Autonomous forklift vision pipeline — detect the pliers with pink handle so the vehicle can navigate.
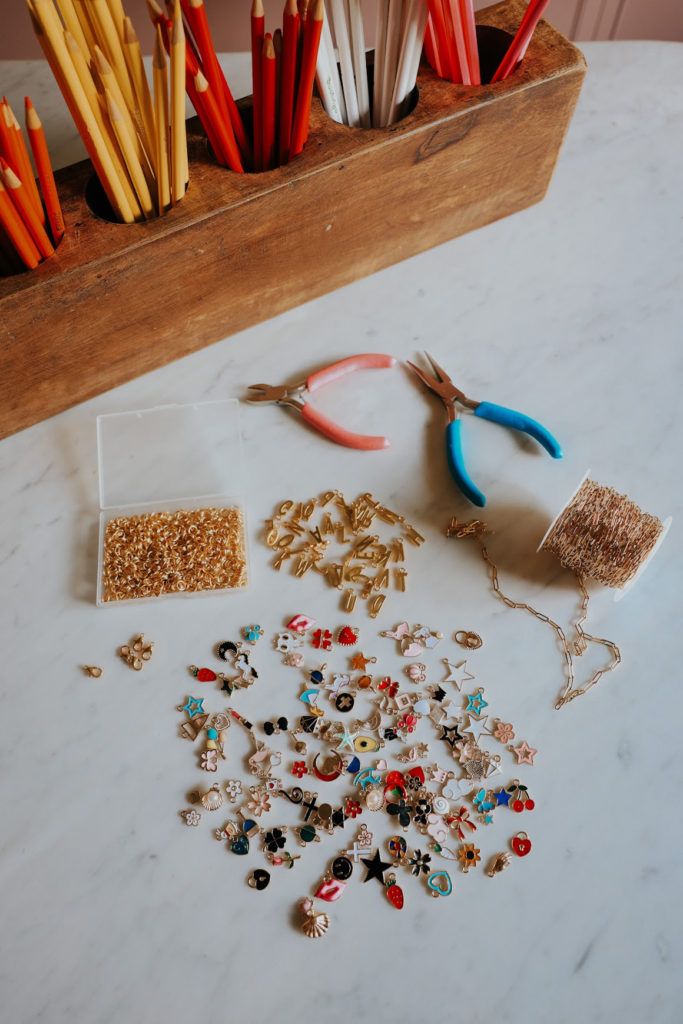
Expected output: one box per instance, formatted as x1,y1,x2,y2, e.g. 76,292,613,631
246,354,397,450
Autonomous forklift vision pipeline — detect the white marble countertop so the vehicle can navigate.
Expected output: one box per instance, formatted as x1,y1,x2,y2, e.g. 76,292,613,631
1,41,682,1024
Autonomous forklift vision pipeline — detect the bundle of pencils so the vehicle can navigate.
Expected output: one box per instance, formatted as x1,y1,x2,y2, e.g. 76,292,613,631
0,96,62,272
26,0,188,223
425,0,479,85
318,0,427,130
491,0,551,81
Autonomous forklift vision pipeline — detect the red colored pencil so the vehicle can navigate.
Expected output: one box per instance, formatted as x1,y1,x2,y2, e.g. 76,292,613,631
491,0,550,82
25,98,64,244
290,0,324,157
261,34,276,170
194,71,244,173
183,0,251,164
251,0,265,170
279,0,299,165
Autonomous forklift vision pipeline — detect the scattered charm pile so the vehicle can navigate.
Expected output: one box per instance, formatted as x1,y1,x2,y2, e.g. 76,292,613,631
176,613,538,937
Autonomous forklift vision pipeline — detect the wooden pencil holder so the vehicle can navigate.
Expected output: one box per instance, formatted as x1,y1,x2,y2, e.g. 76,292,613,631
0,0,585,441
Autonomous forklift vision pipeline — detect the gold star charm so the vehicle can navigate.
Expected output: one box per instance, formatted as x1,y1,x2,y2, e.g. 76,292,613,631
509,740,537,766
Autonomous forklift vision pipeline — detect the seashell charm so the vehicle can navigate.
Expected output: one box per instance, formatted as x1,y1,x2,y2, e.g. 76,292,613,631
195,784,224,812
299,898,330,939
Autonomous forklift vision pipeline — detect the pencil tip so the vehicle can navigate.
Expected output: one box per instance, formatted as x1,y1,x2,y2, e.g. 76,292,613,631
194,70,208,92
252,0,265,16
285,0,297,14
153,25,167,65
93,46,112,75
312,0,323,18
264,34,275,58
123,16,138,44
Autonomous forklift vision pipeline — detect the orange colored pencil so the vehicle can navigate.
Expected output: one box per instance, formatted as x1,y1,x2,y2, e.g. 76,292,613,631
0,175,40,269
251,0,265,170
7,101,44,223
290,0,324,157
261,34,276,171
25,98,64,243
279,0,299,165
0,159,53,259
194,71,243,174
1,100,24,178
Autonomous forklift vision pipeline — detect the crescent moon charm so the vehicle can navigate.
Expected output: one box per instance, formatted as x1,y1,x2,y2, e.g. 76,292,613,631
312,752,344,782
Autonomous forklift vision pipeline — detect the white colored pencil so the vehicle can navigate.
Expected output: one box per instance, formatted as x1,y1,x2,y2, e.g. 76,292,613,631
330,0,360,127
316,8,347,123
388,0,427,125
372,0,389,128
347,0,370,128
380,0,403,126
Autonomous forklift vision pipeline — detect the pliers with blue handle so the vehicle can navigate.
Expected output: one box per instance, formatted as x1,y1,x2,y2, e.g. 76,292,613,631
406,353,563,507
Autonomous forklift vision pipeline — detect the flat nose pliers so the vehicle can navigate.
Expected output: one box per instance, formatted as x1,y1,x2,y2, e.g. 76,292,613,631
407,353,563,507
246,353,396,450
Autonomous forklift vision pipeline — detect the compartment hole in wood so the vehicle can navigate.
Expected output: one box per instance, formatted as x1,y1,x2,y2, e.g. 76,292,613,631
84,173,188,222
476,25,516,84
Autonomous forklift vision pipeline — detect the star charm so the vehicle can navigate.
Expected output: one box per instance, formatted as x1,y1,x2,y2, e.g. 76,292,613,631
180,696,205,718
495,788,511,807
350,652,375,671
361,848,393,884
439,722,464,749
431,685,447,702
510,740,537,765
464,690,488,717
442,659,474,690
336,725,358,751
462,714,490,743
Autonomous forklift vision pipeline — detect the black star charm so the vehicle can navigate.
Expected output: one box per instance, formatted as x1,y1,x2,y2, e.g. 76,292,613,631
361,848,393,884
439,722,463,749
331,807,347,829
432,685,447,703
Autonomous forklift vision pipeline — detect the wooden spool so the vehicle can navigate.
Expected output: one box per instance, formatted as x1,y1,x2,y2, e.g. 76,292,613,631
0,0,585,441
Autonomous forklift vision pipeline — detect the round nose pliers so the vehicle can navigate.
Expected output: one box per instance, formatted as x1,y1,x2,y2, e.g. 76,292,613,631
406,353,563,507
246,353,396,450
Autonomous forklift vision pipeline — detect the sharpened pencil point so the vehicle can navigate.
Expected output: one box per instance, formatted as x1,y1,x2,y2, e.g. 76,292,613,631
252,0,265,16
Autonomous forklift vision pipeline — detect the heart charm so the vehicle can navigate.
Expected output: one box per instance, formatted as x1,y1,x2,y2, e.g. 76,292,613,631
248,869,270,890
511,833,532,857
401,641,423,658
337,626,358,646
413,699,431,715
230,835,249,855
442,776,472,800
385,881,404,909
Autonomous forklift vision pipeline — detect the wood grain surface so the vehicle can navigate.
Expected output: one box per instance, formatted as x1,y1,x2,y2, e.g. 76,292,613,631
0,0,585,440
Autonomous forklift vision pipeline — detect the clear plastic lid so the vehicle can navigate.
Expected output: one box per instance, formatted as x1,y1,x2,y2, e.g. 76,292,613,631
97,400,243,509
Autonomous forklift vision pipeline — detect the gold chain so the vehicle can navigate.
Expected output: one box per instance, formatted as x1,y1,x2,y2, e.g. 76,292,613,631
445,518,621,709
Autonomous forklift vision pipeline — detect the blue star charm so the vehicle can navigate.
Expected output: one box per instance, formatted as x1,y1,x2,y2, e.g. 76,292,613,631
495,788,511,807
180,696,205,719
465,688,488,717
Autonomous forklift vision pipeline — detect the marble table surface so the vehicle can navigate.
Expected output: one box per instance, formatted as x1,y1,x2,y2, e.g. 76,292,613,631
1,41,682,1024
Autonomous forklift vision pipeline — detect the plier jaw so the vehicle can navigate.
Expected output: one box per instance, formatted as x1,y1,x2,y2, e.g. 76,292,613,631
245,382,306,410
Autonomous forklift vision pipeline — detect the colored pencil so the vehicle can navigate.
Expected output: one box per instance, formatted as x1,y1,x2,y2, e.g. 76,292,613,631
261,34,277,170
153,25,171,212
170,0,188,201
330,0,360,127
193,71,243,173
492,0,551,82
315,4,345,125
279,0,299,163
0,175,41,269
25,97,65,243
290,0,324,156
0,159,54,258
251,0,265,170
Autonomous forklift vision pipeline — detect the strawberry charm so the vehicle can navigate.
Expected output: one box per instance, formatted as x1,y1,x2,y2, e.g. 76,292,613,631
511,832,532,857
337,625,359,646
385,875,404,909
189,665,220,683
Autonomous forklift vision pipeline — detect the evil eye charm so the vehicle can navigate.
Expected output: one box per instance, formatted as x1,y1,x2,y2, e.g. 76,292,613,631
353,735,381,753
387,835,407,860
427,871,453,897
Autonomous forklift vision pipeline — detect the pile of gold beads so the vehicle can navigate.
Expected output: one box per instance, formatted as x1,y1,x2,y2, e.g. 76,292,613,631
264,491,425,617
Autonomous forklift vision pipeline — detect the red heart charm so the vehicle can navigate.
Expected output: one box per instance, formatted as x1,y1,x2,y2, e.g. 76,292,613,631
337,626,358,646
511,834,532,857
386,882,404,909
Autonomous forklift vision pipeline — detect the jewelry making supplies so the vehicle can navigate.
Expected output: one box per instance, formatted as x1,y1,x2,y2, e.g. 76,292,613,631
119,634,153,670
83,665,103,678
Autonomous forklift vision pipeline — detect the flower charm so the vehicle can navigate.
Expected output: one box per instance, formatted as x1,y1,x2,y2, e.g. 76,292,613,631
387,798,412,830
457,843,481,872
413,797,433,827
397,712,418,734
243,624,264,644
406,774,423,793
180,809,201,826
264,828,287,854
344,798,362,819
409,848,432,876
247,786,271,816
312,628,333,650
493,719,515,744
377,677,399,698
291,760,309,779
200,749,219,772
224,779,243,802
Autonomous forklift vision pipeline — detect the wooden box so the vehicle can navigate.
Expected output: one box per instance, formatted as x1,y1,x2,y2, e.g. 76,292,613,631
0,0,586,440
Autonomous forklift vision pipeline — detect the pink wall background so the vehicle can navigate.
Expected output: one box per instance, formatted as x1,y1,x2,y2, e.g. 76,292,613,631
3,0,681,60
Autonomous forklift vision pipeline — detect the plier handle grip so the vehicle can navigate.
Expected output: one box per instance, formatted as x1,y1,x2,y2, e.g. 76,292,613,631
407,353,563,507
247,353,396,450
